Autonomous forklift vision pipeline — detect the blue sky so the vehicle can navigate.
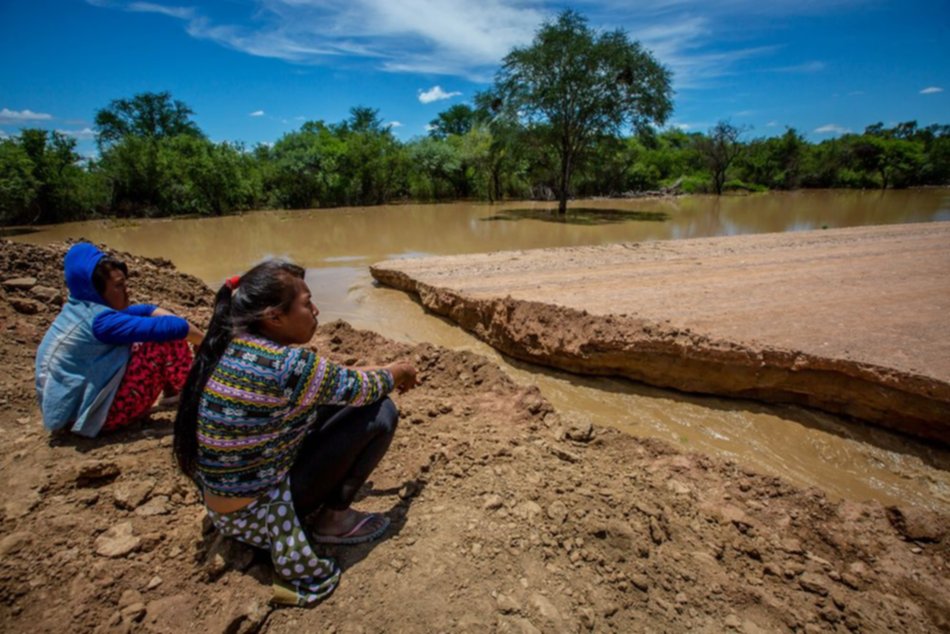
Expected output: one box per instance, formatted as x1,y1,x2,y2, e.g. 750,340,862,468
1,0,947,157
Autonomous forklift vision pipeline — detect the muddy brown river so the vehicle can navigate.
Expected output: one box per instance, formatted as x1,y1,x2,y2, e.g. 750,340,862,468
11,189,950,512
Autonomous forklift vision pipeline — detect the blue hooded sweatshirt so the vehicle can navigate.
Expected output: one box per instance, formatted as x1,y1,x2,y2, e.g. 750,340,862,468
35,242,190,437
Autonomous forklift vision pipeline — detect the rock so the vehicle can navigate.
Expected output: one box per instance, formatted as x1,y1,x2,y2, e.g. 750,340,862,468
3,490,41,519
630,574,650,592
484,494,504,510
222,599,272,634
113,478,156,510
886,506,947,543
513,501,543,520
73,460,121,487
549,446,580,463
95,521,141,558
0,531,32,559
119,589,144,608
666,479,692,495
30,285,61,304
565,420,594,442
724,614,742,629
135,495,170,516
496,593,521,614
798,572,829,596
529,593,562,621
146,576,163,590
121,602,147,623
398,480,420,500
10,298,43,314
546,501,569,524
3,276,37,290
649,516,667,545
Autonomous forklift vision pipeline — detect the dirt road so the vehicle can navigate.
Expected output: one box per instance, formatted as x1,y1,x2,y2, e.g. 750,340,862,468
371,222,950,442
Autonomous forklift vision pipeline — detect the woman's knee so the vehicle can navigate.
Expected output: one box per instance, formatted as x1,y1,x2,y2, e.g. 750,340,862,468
376,397,399,434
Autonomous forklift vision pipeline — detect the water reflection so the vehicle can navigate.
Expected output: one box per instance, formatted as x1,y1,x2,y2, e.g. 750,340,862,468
483,207,669,224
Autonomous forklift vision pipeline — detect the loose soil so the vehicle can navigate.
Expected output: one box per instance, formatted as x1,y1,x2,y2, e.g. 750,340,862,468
370,222,950,443
0,240,948,633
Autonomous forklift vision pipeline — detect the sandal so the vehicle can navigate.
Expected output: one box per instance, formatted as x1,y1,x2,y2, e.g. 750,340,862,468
310,512,390,545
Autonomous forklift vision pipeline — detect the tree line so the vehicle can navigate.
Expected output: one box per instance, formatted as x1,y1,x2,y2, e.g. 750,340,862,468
1,10,948,226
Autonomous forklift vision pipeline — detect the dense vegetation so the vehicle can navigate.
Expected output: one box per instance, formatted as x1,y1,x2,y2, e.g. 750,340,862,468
1,9,947,226
2,97,947,226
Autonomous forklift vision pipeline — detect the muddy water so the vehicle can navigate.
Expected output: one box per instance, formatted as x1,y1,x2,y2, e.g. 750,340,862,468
12,189,950,512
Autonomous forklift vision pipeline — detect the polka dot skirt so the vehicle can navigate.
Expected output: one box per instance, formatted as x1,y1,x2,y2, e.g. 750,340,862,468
206,475,341,606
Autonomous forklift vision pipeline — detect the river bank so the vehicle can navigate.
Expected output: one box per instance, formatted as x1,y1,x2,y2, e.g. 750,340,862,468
0,240,948,633
370,222,950,443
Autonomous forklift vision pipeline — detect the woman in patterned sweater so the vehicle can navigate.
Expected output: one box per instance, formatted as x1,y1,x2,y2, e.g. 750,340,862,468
173,260,418,606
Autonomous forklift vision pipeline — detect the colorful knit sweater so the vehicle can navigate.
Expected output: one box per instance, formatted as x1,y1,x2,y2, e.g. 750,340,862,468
196,335,394,497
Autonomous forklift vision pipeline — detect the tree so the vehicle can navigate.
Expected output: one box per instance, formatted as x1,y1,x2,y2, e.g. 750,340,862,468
428,104,476,139
94,91,203,149
492,9,672,214
697,121,744,195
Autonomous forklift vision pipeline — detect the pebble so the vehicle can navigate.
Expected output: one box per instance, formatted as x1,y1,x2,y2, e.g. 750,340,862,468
146,576,163,591
496,593,521,614
3,276,37,290
134,496,170,516
95,522,141,558
724,614,741,629
798,572,830,596
484,494,504,510
547,501,569,524
113,478,156,510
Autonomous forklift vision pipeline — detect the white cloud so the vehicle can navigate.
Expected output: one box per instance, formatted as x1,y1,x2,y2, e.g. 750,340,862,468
56,127,97,139
814,123,850,135
0,130,9,139
765,121,778,127
418,86,461,104
0,108,54,124
920,86,943,95
85,0,875,87
127,2,195,20
387,121,403,128
250,110,265,117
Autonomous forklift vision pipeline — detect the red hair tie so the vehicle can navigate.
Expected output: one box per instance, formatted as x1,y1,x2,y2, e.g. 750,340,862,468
225,275,241,290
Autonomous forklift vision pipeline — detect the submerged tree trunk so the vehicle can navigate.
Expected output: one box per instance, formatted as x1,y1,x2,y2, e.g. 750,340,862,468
558,148,572,215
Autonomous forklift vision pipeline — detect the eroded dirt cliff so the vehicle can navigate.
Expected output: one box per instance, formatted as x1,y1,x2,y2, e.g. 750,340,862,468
370,223,950,443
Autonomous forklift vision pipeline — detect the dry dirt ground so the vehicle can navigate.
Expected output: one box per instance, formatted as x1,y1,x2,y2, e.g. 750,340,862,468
0,239,948,633
370,222,950,443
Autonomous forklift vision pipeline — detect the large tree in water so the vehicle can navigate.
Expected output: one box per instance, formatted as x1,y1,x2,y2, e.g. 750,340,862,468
493,10,672,214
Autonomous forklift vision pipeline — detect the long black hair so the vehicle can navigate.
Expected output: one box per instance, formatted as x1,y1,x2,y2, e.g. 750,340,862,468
173,260,306,480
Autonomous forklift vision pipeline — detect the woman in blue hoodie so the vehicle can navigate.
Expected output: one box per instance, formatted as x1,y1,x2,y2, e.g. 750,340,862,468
35,242,204,437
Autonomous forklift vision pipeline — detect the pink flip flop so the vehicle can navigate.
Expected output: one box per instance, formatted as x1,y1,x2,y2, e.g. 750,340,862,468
310,513,391,545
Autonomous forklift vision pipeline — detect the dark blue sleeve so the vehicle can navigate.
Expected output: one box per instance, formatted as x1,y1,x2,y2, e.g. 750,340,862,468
124,304,158,317
92,310,189,345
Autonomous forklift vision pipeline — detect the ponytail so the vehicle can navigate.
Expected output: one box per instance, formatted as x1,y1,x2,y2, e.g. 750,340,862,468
174,283,235,479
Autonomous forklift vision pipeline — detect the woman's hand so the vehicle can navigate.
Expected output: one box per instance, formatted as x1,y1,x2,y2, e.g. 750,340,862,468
387,361,419,394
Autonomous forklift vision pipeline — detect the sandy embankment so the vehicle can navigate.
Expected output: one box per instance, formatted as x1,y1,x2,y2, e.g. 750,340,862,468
371,222,950,443
0,240,948,633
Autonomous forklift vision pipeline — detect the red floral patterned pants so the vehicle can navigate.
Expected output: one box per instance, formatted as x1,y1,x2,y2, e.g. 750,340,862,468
102,340,193,432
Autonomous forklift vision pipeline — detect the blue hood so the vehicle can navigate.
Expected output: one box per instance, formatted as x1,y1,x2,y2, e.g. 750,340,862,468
64,242,106,304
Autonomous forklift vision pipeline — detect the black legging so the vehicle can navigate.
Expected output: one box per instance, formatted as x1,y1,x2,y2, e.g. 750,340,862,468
290,397,399,517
